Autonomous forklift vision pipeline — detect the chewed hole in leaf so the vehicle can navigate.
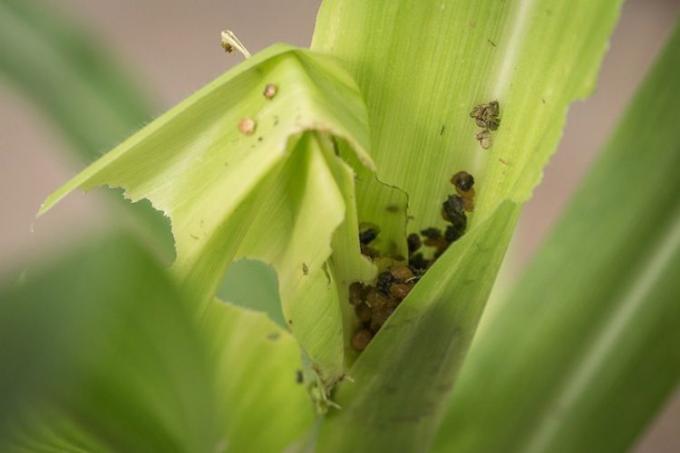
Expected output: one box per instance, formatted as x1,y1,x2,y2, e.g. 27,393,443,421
82,187,176,263
218,259,286,329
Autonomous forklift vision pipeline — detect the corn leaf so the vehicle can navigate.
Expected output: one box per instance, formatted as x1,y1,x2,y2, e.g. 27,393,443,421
0,233,315,452
0,234,218,451
318,201,519,452
39,45,377,390
205,300,316,452
434,21,680,453
311,0,623,449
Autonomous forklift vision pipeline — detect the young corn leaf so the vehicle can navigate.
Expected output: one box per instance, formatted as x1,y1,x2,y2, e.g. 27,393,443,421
204,300,316,452
0,234,315,452
311,0,623,450
317,200,519,452
433,21,680,453
39,45,378,393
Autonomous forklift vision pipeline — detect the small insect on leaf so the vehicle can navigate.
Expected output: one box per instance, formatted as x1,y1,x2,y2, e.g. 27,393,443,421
407,233,422,255
470,101,501,130
376,271,396,295
451,171,476,212
409,253,429,271
238,117,257,135
471,100,500,149
263,83,279,99
359,223,380,245
451,171,475,193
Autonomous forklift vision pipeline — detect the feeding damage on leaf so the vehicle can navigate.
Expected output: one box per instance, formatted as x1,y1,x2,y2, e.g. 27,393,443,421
348,171,477,351
38,43,378,410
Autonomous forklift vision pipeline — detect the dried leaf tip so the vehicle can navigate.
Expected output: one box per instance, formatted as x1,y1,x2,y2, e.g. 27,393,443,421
220,30,251,58
263,83,278,99
238,117,257,135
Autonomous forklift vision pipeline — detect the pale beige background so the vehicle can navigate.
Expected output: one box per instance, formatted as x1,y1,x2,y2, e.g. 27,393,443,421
0,0,678,450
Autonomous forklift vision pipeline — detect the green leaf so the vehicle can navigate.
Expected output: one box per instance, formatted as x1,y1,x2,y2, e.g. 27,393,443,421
311,0,624,449
39,45,377,390
312,0,624,226
218,259,287,329
204,300,316,452
0,234,316,452
434,21,680,453
0,234,219,452
318,201,519,452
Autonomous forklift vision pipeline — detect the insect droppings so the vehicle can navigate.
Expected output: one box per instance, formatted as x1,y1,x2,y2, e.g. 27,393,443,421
349,282,367,305
451,171,476,212
302,263,309,275
351,329,373,351
355,303,373,323
389,283,412,301
238,117,257,135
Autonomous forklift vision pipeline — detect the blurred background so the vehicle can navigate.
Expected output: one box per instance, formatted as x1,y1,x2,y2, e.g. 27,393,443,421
0,0,678,450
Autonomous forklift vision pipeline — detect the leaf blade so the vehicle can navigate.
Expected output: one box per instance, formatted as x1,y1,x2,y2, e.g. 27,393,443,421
38,45,377,388
434,21,680,453
311,0,625,449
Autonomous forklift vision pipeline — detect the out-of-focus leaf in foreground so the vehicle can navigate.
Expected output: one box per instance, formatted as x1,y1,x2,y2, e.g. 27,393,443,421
0,234,314,452
311,0,623,449
434,21,680,453
0,0,150,159
0,234,218,452
39,44,379,393
0,0,173,256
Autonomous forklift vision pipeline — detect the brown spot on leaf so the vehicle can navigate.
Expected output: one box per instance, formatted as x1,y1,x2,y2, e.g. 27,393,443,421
238,117,256,135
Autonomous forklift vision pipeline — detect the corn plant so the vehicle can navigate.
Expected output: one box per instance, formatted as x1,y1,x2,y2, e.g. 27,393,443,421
1,0,679,452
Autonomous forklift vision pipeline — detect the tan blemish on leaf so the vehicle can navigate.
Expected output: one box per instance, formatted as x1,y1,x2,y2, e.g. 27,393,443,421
238,117,257,135
263,83,279,99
